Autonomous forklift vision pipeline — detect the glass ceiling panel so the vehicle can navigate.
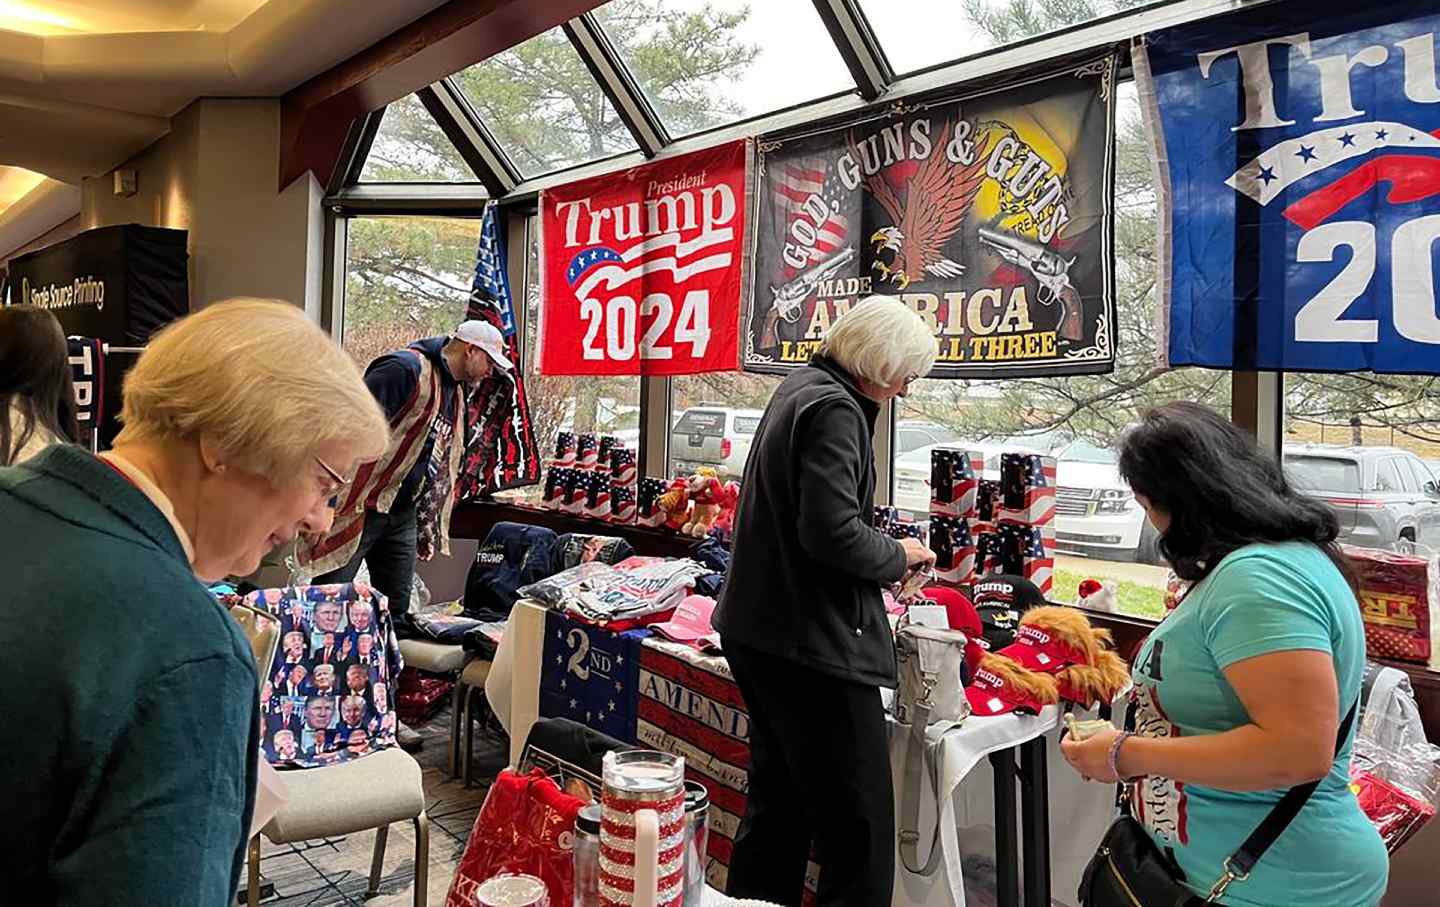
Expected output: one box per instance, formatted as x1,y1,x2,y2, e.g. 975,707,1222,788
359,93,481,184
856,0,1175,76
453,26,640,179
596,0,856,138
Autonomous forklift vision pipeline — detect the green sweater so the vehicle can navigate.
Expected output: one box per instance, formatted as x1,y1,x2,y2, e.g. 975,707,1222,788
0,445,259,906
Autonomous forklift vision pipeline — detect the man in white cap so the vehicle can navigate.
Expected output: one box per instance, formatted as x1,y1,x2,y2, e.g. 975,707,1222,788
302,320,512,750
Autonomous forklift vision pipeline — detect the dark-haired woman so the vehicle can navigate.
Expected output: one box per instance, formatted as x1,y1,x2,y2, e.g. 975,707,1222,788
1059,402,1386,906
0,306,78,465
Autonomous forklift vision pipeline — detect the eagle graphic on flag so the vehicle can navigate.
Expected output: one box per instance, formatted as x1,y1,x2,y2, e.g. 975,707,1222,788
851,121,992,290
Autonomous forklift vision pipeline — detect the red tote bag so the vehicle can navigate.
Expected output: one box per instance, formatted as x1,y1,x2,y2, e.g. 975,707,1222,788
445,768,587,906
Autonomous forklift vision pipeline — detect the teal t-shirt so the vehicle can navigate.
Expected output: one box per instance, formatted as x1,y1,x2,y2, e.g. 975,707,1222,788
1129,542,1387,907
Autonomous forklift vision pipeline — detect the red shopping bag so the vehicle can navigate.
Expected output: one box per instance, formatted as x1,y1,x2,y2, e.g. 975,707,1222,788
445,768,587,907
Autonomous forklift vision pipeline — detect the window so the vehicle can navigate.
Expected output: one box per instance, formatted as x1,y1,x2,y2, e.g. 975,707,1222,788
890,82,1221,619
452,27,639,178
668,372,780,479
1375,459,1405,493
1285,456,1361,494
518,215,642,490
856,0,1178,77
1403,457,1437,493
341,216,482,368
596,0,856,138
359,93,480,183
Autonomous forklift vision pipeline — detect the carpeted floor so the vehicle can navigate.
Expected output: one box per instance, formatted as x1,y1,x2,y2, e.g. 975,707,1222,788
245,703,507,906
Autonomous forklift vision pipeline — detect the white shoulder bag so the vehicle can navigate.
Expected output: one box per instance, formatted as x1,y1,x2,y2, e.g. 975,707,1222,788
893,621,971,875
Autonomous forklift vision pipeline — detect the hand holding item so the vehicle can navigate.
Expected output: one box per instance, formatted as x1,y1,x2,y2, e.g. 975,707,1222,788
901,536,936,569
1060,725,1126,783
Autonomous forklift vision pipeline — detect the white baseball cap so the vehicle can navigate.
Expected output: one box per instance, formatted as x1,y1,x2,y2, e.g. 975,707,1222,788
452,319,514,371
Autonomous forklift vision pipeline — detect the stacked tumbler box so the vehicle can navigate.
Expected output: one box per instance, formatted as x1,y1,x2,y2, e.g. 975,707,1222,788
995,452,1057,595
636,477,669,528
541,431,638,523
609,446,639,524
928,448,982,585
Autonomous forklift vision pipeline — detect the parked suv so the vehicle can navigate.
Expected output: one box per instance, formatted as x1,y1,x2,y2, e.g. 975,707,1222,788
1284,444,1440,549
670,407,764,479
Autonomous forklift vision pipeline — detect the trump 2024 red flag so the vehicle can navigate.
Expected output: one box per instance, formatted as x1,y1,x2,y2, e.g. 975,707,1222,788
537,140,750,376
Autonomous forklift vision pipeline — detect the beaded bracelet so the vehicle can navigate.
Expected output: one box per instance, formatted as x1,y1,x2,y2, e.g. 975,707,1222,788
1108,730,1135,782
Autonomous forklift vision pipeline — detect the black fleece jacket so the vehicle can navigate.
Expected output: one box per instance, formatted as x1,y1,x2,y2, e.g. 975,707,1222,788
713,354,907,687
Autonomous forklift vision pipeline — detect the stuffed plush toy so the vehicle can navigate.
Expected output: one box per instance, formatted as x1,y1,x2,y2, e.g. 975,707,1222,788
972,605,1130,710
657,478,692,532
711,481,741,538
681,467,727,538
1077,578,1118,612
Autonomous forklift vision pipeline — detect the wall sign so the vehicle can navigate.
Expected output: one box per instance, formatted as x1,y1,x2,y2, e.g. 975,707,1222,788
744,52,1118,378
537,141,750,376
1138,1,1440,373
7,224,188,346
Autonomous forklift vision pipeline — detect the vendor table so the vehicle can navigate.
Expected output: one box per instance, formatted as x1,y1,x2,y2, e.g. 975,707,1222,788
490,601,1116,906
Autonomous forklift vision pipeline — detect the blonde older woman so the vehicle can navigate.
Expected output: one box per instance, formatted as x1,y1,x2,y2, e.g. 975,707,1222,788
713,295,938,906
0,299,387,907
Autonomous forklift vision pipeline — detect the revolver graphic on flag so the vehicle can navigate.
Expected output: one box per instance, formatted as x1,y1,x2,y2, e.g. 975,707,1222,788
770,246,858,324
977,228,1083,342
761,246,858,350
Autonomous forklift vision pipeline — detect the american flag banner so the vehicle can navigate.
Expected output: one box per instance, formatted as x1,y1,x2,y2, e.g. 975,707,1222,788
538,140,749,377
583,468,612,520
456,200,541,501
930,515,976,586
930,448,981,518
772,157,851,282
997,453,1057,527
610,446,638,488
610,483,638,524
539,610,644,743
636,638,752,893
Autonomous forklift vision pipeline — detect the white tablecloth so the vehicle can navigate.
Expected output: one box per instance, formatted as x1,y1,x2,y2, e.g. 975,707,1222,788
890,704,1119,907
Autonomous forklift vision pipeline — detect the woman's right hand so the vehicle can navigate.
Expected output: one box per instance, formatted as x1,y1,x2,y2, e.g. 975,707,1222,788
901,537,936,569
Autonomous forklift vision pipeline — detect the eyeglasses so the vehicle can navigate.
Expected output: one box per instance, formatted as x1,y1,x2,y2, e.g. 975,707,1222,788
315,456,349,501
902,374,921,388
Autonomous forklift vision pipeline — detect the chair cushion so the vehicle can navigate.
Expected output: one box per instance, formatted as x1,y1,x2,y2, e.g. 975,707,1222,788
399,638,468,673
262,748,424,844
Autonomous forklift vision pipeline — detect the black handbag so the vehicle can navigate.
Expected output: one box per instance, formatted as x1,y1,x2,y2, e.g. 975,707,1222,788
1079,701,1356,906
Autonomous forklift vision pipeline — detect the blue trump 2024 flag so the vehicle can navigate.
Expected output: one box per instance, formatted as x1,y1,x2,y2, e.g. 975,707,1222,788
1137,1,1440,374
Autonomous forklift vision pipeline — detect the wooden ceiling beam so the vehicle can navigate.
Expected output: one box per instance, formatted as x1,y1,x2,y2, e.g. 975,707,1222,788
279,0,605,190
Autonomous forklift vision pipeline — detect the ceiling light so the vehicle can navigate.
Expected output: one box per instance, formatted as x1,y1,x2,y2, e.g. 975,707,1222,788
0,1,83,35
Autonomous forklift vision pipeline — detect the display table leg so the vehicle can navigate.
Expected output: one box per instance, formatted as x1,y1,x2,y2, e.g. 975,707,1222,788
990,748,1020,907
1020,736,1052,907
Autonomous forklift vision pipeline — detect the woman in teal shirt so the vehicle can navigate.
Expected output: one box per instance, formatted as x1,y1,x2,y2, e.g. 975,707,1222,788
1060,402,1387,906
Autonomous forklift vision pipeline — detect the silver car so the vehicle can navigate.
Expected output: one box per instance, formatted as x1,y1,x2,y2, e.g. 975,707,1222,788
1284,445,1440,550
670,406,764,479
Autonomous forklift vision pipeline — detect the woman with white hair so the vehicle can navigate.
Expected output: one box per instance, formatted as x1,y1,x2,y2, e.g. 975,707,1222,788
0,299,388,906
713,295,937,905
